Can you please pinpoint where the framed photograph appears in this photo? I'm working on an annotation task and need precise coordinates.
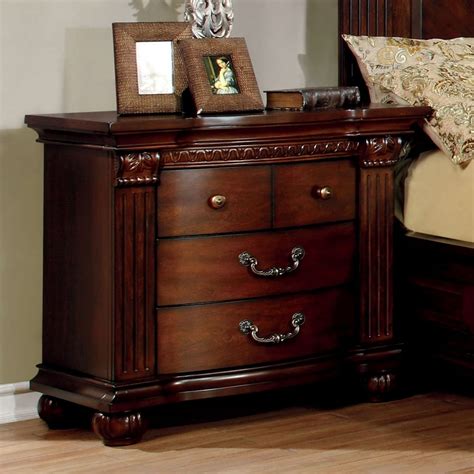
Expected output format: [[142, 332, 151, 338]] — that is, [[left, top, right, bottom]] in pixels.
[[178, 37, 264, 114], [112, 22, 192, 114]]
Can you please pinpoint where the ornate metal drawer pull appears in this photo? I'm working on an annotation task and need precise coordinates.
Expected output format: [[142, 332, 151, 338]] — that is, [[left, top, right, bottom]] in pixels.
[[238, 247, 305, 277], [239, 313, 305, 344]]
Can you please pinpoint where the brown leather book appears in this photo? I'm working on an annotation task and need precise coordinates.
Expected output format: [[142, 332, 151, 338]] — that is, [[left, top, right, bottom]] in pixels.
[[265, 86, 361, 111]]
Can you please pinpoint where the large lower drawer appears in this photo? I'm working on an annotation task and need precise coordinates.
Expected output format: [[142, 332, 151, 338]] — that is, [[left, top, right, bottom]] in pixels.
[[157, 223, 356, 306], [157, 288, 355, 374]]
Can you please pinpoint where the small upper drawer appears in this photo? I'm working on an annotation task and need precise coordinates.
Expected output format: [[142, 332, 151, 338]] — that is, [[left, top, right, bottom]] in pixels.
[[273, 160, 356, 228], [157, 166, 271, 237]]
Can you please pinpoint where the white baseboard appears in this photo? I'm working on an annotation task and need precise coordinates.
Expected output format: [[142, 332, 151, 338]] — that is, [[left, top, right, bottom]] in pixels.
[[0, 382, 40, 424]]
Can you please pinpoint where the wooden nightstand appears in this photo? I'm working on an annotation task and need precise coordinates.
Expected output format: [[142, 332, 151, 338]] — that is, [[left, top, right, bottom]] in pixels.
[[25, 105, 430, 445]]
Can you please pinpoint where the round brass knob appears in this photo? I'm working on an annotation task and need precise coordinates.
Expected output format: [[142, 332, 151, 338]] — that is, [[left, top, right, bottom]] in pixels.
[[314, 186, 332, 200], [208, 194, 227, 209]]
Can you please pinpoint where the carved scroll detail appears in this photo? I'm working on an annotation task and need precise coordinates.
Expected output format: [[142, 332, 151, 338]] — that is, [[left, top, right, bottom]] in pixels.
[[115, 152, 160, 186], [162, 140, 360, 164], [361, 136, 403, 167]]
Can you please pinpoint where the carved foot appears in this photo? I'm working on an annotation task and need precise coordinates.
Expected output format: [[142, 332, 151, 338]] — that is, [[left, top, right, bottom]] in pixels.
[[365, 371, 398, 402], [349, 346, 403, 402], [92, 411, 147, 446], [38, 395, 86, 429]]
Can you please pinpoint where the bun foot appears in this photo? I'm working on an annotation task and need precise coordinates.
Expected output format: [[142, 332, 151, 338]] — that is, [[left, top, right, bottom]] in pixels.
[[365, 371, 398, 402], [92, 411, 147, 446], [38, 395, 85, 429]]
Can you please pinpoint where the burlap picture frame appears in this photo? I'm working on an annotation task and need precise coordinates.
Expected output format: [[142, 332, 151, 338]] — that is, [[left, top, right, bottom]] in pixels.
[[178, 38, 264, 114], [113, 22, 192, 114]]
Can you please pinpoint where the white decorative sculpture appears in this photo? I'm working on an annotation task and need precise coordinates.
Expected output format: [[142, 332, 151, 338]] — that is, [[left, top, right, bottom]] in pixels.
[[184, 0, 234, 38]]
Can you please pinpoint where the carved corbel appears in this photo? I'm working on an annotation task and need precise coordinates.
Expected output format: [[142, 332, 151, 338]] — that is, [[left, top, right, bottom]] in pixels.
[[115, 151, 161, 186], [360, 136, 403, 168]]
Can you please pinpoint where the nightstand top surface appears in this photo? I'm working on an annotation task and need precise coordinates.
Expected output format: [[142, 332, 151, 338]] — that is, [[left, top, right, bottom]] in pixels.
[[25, 104, 431, 135]]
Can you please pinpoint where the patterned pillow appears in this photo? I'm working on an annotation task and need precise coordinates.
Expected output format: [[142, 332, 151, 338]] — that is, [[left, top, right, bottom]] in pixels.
[[342, 35, 474, 165]]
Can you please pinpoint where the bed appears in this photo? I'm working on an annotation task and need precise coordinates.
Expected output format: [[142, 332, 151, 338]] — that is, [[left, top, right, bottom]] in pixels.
[[338, 0, 474, 385]]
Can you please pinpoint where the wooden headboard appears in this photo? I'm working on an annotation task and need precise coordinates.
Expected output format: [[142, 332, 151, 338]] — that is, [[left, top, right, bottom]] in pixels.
[[339, 0, 474, 92]]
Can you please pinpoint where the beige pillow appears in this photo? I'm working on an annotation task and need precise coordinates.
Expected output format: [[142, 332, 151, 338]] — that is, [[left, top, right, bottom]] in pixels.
[[342, 34, 474, 165]]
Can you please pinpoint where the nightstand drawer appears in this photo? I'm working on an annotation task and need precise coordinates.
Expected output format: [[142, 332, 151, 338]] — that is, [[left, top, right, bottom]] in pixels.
[[157, 166, 271, 237], [157, 288, 355, 374], [274, 160, 356, 228], [157, 223, 356, 306]]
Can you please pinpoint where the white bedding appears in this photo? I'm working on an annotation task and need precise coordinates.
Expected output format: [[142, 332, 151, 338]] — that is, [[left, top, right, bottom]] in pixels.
[[403, 149, 474, 243]]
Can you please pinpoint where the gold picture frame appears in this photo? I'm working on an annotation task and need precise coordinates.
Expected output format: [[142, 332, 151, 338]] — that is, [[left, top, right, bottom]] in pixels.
[[178, 37, 264, 114], [112, 22, 192, 115]]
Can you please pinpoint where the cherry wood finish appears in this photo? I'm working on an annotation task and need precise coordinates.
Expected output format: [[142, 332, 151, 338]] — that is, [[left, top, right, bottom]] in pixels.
[[273, 160, 356, 228], [401, 234, 474, 380], [157, 224, 356, 306], [37, 395, 89, 430], [42, 145, 114, 379], [92, 411, 146, 447], [339, 0, 474, 382], [339, 0, 415, 96], [420, 0, 474, 38], [26, 106, 430, 445], [157, 289, 355, 373], [157, 166, 272, 237], [358, 136, 401, 344]]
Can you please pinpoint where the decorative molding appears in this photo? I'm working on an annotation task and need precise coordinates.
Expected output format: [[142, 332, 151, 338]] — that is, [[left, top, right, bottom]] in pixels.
[[114, 187, 156, 380], [161, 140, 360, 164], [360, 136, 402, 167], [359, 169, 394, 341], [0, 382, 40, 424], [115, 152, 160, 186], [359, 137, 398, 342]]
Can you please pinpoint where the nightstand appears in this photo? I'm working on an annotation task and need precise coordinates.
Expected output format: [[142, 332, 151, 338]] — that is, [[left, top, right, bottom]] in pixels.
[[25, 104, 430, 445]]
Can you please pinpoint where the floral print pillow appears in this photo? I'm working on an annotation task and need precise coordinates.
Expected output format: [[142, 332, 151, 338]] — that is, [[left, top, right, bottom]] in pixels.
[[343, 34, 474, 165]]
